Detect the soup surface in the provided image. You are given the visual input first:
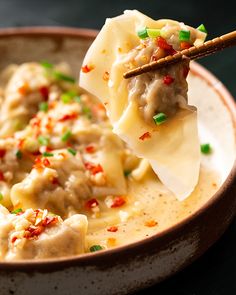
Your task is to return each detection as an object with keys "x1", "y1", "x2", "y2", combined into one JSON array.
[{"x1": 0, "y1": 61, "x2": 221, "y2": 260}]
